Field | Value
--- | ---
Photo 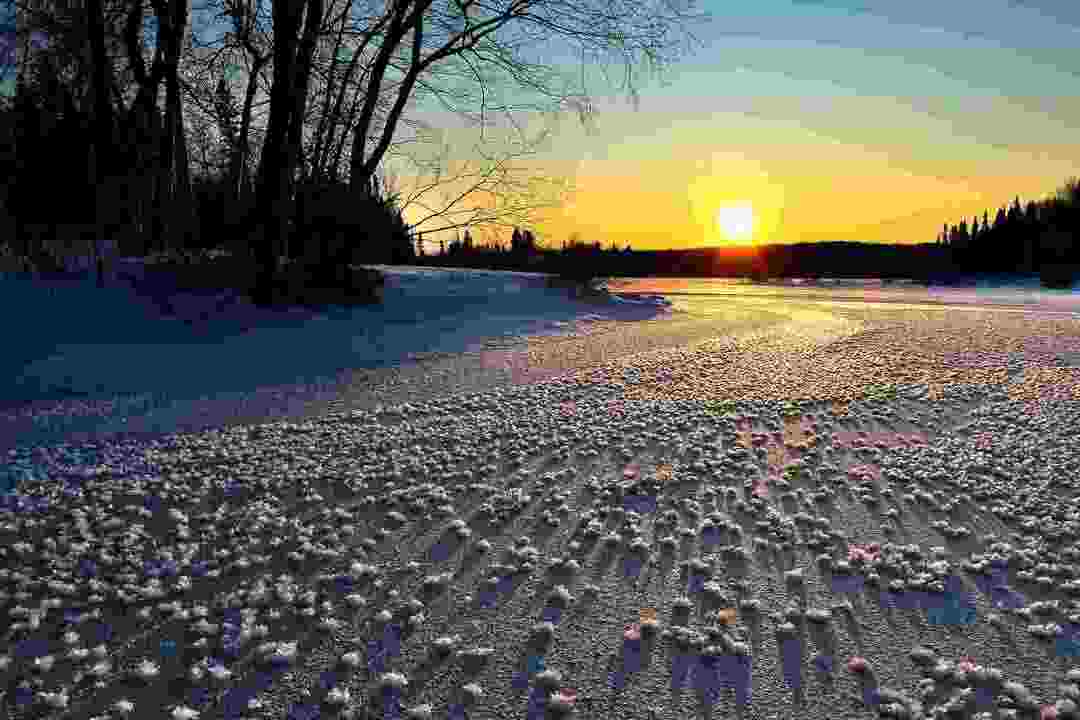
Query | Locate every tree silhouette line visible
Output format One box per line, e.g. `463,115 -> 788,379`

408,178 -> 1079,287
933,178 -> 1079,287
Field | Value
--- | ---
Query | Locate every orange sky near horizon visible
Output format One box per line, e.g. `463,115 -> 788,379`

390,0 -> 1080,253
394,115 -> 1075,252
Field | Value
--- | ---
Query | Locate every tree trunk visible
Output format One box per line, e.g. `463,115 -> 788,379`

87,0 -> 111,285
173,93 -> 192,248
251,0 -> 326,304
152,0 -> 190,256
347,14 -> 409,198
230,56 -> 266,209
252,0 -> 304,305
284,0 -> 324,266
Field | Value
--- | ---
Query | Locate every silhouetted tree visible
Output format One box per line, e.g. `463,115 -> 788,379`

994,207 -> 1007,230
934,178 -> 1078,282
1008,196 -> 1022,225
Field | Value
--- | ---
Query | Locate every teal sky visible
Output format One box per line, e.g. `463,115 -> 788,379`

402,0 -> 1080,248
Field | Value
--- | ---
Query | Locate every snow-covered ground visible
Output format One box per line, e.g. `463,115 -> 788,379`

2,260 -> 671,450
608,275 -> 1080,314
5,258 -> 1078,454
4,288 -> 1080,720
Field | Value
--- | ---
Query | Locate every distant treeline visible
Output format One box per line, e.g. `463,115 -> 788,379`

934,178 -> 1080,286
415,237 -> 951,282
420,177 -> 1080,287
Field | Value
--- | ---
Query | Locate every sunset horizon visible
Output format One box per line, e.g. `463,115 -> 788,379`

388,1 -> 1080,252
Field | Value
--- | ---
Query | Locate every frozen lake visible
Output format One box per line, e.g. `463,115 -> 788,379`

4,268 -> 1078,454
605,276 -> 1080,316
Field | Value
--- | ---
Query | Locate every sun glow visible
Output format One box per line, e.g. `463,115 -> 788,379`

687,164 -> 783,247
716,205 -> 755,242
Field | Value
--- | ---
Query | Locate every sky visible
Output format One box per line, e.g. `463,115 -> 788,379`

396,0 -> 1080,250
9,0 -> 1079,251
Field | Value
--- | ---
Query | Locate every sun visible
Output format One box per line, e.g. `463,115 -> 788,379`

716,204 -> 755,242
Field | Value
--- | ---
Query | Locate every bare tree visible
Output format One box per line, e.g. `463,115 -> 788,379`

179,0 -> 277,208
248,0 -> 325,303
249,0 -> 706,291
344,0 -> 710,199
179,0 -> 707,275
155,0 -> 195,254
87,0 -> 113,285
384,114 -> 575,249
220,0 -> 274,203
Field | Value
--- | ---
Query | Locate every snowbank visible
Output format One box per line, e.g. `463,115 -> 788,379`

2,262 -> 671,442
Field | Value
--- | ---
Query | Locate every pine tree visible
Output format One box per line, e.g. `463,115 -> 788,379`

1008,196 -> 1022,224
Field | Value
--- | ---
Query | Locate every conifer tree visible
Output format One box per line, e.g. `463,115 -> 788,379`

1008,196 -> 1022,224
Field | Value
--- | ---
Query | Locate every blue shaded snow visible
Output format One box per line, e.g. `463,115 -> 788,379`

2,261 -> 671,450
